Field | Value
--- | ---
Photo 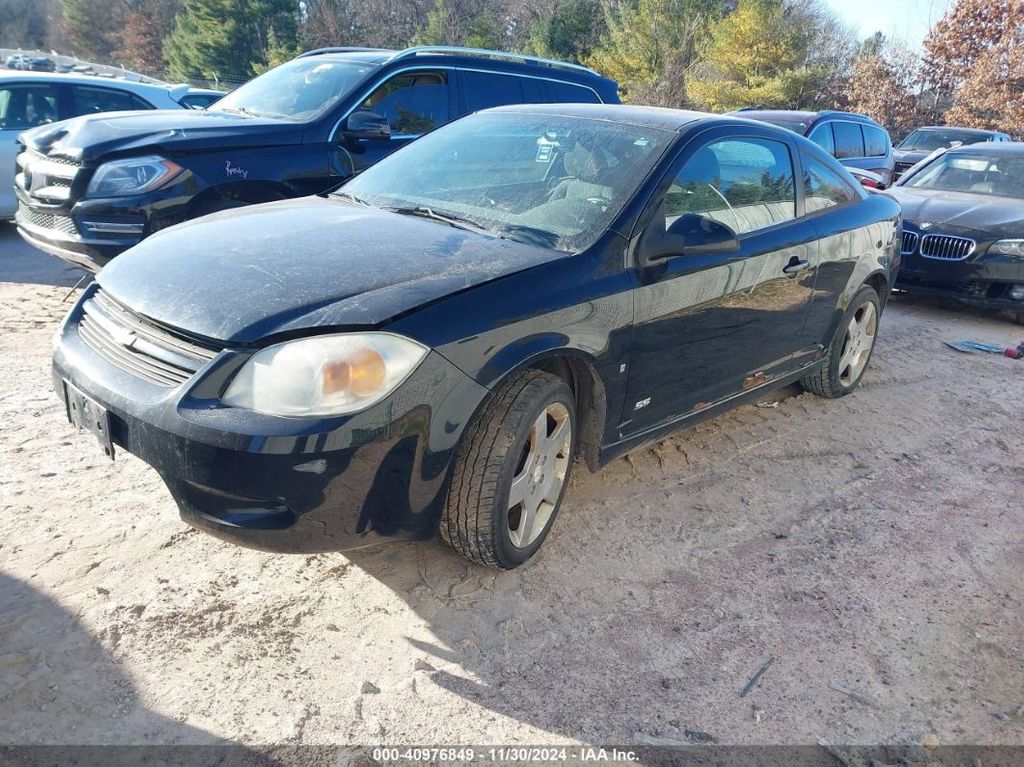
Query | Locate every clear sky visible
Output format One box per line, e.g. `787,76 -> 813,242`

822,0 -> 955,49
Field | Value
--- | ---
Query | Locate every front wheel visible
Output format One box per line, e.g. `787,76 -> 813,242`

441,370 -> 576,569
801,285 -> 881,398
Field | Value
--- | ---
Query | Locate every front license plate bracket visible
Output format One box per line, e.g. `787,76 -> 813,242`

64,381 -> 115,460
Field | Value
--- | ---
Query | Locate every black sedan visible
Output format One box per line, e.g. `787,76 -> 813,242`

893,126 -> 1012,180
889,142 -> 1024,315
53,105 -> 900,568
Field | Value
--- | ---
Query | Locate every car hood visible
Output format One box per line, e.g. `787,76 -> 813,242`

19,109 -> 305,163
98,197 -> 563,344
893,149 -> 932,165
888,187 -> 1024,237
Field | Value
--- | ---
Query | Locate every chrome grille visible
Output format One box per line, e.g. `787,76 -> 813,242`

920,234 -> 976,261
16,205 -> 78,237
901,231 -> 919,254
78,289 -> 219,387
21,148 -> 81,167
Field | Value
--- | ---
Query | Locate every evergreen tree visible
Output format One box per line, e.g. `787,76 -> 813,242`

525,0 -> 603,64
587,0 -> 722,107
164,0 -> 298,82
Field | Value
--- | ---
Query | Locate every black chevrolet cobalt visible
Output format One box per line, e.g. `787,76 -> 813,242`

54,105 -> 900,568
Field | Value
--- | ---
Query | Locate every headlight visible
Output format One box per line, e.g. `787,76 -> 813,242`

86,155 -> 183,198
990,239 -> 1024,257
221,333 -> 428,417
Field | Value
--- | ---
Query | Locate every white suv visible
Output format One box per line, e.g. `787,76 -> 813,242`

1,71 -> 198,219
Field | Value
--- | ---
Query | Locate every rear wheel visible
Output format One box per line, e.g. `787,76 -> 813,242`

801,285 -> 880,398
441,370 -> 575,569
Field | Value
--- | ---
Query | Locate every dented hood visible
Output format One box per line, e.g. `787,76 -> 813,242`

19,109 -> 304,163
97,197 -> 562,344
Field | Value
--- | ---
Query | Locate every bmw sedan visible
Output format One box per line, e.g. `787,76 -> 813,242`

53,105 -> 901,568
889,142 -> 1024,316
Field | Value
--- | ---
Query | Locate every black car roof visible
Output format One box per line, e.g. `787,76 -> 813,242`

946,141 -> 1024,156
731,109 -> 880,129
485,103 -> 738,132
914,125 -> 1000,135
301,46 -> 612,85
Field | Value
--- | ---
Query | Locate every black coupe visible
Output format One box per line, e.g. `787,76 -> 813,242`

53,105 -> 900,568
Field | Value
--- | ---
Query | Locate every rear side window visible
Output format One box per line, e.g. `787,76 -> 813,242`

666,137 -> 796,235
545,80 -> 601,104
360,71 -> 450,136
863,125 -> 889,157
70,86 -> 153,115
808,123 -> 834,154
802,154 -> 857,213
0,84 -> 59,129
461,71 -> 524,112
833,122 -> 865,159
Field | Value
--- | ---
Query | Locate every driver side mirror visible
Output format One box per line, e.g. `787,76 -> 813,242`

643,213 -> 740,264
343,110 -> 391,141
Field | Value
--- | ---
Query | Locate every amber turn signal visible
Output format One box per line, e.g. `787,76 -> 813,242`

322,348 -> 387,397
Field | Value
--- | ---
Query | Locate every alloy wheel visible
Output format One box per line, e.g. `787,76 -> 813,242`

506,402 -> 572,548
838,300 -> 878,387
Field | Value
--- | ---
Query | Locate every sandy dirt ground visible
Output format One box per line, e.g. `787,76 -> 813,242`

1,221 -> 1023,750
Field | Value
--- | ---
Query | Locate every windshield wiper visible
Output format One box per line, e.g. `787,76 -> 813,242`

333,191 -> 371,206
493,223 -> 561,249
383,205 -> 492,235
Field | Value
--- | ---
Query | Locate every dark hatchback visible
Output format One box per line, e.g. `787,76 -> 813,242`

54,105 -> 900,568
889,142 -> 1024,315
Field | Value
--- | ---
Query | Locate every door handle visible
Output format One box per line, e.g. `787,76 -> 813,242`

783,258 -> 810,277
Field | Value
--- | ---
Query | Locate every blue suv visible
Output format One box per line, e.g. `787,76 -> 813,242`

16,46 -> 620,270
730,109 -> 895,188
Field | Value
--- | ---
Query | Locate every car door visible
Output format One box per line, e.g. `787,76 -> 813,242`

800,150 -> 887,345
0,81 -> 61,218
342,69 -> 456,173
620,128 -> 820,438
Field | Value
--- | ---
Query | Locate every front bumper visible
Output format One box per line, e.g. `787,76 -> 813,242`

15,184 -> 193,271
895,231 -> 1024,310
53,286 -> 489,552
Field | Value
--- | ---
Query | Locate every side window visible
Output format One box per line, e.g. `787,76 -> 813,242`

545,80 -> 601,104
833,122 -> 865,159
461,71 -> 524,111
360,71 -> 450,136
70,86 -> 153,116
802,154 -> 858,213
863,125 -> 889,157
808,123 -> 834,155
0,84 -> 59,130
665,137 -> 796,235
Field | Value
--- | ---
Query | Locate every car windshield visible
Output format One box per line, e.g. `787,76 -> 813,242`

903,152 -> 1024,199
210,58 -> 374,121
899,129 -> 987,151
338,112 -> 673,252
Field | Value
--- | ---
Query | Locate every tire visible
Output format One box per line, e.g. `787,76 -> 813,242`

801,285 -> 881,399
441,370 -> 576,569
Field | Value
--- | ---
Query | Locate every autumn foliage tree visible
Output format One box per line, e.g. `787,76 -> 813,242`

923,0 -> 1024,133
844,40 -> 926,140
